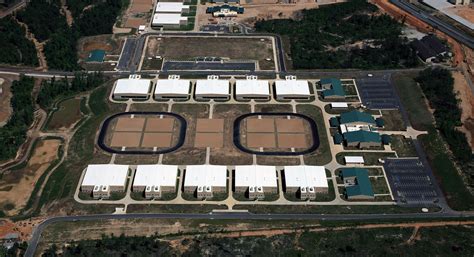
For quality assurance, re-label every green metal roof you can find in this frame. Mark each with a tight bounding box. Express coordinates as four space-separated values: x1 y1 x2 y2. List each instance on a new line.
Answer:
343 130 381 143
321 78 345 97
341 168 374 197
86 50 105 63
339 110 375 125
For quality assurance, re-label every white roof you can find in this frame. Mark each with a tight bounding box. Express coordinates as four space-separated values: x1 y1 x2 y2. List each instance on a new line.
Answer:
184 165 227 187
331 102 349 108
284 166 328 188
155 2 188 13
235 165 277 188
82 164 128 187
235 80 270 96
195 79 230 96
114 78 151 95
154 79 190 95
133 165 178 188
344 156 365 164
152 13 187 25
274 80 310 96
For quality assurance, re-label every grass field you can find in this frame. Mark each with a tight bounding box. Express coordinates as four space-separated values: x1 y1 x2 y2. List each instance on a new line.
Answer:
143 36 275 70
381 110 406 131
45 98 84 130
296 105 332 166
392 72 474 211
392 72 433 131
390 135 418 157
36 84 126 216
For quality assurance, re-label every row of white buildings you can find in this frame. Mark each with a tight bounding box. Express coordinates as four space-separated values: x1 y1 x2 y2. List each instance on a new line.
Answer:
80 164 329 200
112 75 312 102
152 2 190 28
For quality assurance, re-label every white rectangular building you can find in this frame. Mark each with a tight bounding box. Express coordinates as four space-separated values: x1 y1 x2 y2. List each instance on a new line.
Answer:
133 165 178 199
81 164 129 199
344 156 365 165
184 165 227 199
194 76 230 101
152 13 188 29
113 75 152 100
274 76 311 100
155 2 190 13
154 76 191 100
330 102 349 108
235 77 270 101
284 166 328 200
234 165 277 199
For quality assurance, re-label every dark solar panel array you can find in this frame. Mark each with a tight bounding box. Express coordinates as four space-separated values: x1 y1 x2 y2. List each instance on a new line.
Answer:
384 158 439 205
356 78 400 110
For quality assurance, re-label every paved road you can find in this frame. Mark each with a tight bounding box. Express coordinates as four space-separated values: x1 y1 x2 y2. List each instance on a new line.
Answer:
390 0 474 49
24 210 473 257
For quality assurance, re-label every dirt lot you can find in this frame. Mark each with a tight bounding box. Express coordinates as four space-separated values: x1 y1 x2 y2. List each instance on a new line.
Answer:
121 0 153 29
104 114 181 151
0 76 13 126
452 71 474 150
235 3 318 25
143 36 275 69
162 104 209 165
0 139 61 216
447 5 474 23
209 104 253 165
77 35 124 60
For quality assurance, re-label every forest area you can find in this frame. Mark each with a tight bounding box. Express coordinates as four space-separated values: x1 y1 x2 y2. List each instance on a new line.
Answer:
37 72 104 109
255 0 419 69
415 68 473 179
39 226 474 257
0 16 38 67
15 0 128 71
0 76 35 161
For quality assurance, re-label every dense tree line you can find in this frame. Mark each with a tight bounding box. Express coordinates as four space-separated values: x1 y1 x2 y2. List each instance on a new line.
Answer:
415 68 473 164
37 72 104 109
0 76 35 161
14 0 128 71
42 234 171 257
0 16 38 66
43 29 81 71
255 0 419 69
75 0 129 36
16 0 68 42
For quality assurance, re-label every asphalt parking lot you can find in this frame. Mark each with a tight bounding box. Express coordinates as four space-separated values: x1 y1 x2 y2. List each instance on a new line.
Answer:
116 38 137 71
384 158 439 206
201 25 230 33
162 61 256 71
356 77 400 109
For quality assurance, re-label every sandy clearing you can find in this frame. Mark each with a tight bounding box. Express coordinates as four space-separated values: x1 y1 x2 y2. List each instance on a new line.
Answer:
452 71 474 150
0 139 61 216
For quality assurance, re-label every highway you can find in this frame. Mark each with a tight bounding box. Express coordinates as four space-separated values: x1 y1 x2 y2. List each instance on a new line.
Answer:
390 0 474 49
24 209 474 257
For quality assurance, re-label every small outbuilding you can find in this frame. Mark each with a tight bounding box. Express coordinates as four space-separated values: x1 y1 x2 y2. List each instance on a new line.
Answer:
343 130 382 149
